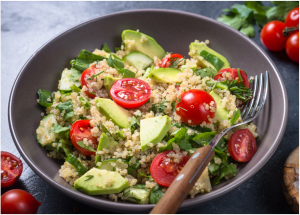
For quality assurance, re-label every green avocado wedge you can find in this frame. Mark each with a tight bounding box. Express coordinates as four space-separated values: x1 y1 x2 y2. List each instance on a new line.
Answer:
189 43 230 71
74 168 129 195
140 115 171 151
104 76 120 93
148 68 181 83
122 30 165 59
95 98 131 128
209 90 229 121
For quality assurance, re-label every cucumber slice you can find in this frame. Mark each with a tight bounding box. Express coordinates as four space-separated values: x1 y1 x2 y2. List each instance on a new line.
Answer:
59 68 81 91
123 185 151 204
36 113 59 146
123 52 153 71
97 158 128 171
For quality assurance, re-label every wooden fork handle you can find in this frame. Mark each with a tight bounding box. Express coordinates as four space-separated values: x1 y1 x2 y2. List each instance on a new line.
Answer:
150 145 214 214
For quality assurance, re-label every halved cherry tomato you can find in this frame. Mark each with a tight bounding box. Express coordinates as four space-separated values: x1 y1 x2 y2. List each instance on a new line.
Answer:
213 68 249 88
260 21 287 51
158 54 183 68
1 189 41 214
175 89 216 125
70 120 97 156
150 150 190 187
285 7 299 28
80 65 99 98
286 31 299 63
110 78 151 109
228 129 257 162
1 151 23 188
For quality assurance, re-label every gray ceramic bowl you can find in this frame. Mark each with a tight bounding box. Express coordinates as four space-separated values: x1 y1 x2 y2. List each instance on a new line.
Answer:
9 9 288 213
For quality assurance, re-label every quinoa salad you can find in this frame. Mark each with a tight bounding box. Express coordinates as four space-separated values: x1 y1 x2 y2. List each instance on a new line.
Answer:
36 30 258 204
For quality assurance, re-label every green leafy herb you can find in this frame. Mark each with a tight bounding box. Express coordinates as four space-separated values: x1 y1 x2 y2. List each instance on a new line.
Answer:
114 47 121 52
55 100 74 121
266 1 299 22
71 49 106 72
116 130 125 140
79 97 91 109
177 138 193 151
200 50 224 71
130 116 140 134
133 184 150 191
102 43 111 53
171 99 176 111
179 107 188 111
118 68 135 78
37 88 53 108
45 143 60 152
183 123 212 133
149 184 164 204
193 131 218 146
61 139 73 156
137 171 154 181
230 109 241 126
66 154 88 176
89 92 96 96
85 175 94 181
107 54 124 70
76 141 96 152
128 160 141 175
69 68 82 82
70 84 81 92
52 123 70 133
148 99 170 115
212 163 237 185
214 148 228 163
194 68 218 78
237 68 243 82
159 138 175 152
215 137 227 152
169 56 185 68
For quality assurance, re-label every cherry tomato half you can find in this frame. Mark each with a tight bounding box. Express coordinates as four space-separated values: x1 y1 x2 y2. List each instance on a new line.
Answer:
285 7 299 28
286 31 299 63
158 54 183 68
260 21 287 51
1 189 41 214
70 120 98 156
228 129 257 162
150 150 190 187
175 89 216 125
1 151 23 188
213 68 249 88
110 78 151 109
80 65 99 98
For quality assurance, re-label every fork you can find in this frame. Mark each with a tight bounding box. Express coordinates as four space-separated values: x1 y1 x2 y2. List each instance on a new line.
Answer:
150 71 269 214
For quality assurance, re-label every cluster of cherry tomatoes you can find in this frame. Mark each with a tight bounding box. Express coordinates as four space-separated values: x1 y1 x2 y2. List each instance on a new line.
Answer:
260 7 299 63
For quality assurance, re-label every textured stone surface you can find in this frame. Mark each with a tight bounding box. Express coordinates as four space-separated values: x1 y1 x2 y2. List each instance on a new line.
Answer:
1 1 298 213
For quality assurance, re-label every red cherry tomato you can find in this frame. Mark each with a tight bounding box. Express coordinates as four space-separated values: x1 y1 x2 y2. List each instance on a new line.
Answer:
150 150 190 187
286 31 299 63
110 78 151 109
175 89 216 125
285 7 299 28
80 65 99 98
1 189 41 214
70 120 98 156
260 21 288 51
213 68 249 88
228 129 257 162
158 54 183 68
1 151 23 188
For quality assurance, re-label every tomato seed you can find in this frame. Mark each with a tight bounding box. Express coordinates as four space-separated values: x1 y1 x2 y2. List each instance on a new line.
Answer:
7 157 10 161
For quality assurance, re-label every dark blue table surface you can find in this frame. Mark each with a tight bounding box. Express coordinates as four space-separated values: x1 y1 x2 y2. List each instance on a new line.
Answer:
1 1 298 213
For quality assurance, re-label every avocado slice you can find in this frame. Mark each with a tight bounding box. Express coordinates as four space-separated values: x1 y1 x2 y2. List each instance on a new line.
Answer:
95 98 132 129
104 76 120 93
121 30 165 59
189 43 230 71
140 115 171 151
95 133 119 164
74 168 129 195
148 68 181 83
123 185 151 204
209 90 229 121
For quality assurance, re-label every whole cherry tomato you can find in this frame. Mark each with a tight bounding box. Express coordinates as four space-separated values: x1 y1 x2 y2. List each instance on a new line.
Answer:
286 31 299 63
285 7 299 28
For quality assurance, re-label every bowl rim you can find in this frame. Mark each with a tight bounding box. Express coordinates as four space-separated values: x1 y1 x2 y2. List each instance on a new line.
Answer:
8 8 288 212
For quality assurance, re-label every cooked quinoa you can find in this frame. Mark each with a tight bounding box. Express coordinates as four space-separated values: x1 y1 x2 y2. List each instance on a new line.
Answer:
36 30 258 203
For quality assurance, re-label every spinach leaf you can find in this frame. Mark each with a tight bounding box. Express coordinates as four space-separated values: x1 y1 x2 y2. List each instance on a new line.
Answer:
118 68 135 78
159 137 175 152
214 148 228 163
102 43 111 53
66 154 88 176
173 127 187 140
61 139 73 156
55 101 74 121
200 50 224 71
212 164 237 186
194 68 218 78
177 138 193 151
64 111 74 121
69 68 82 82
193 131 218 146
79 97 91 109
150 184 164 204
208 163 221 174
70 84 81 92
71 49 106 72
128 160 141 175
230 109 241 126
130 116 140 134
215 137 227 152
52 124 70 133
107 54 124 70
37 88 53 108
76 141 96 152
148 99 170 115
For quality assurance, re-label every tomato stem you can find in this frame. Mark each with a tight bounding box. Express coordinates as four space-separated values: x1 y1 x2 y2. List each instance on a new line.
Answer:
283 25 299 36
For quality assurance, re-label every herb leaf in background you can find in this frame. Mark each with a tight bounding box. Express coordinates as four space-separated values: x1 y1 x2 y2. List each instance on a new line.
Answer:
193 131 218 146
118 68 136 78
149 184 164 204
127 160 141 175
194 67 218 78
52 124 70 133
102 43 111 53
266 1 299 22
148 99 170 115
37 88 53 108
70 84 81 92
71 49 107 72
137 171 154 181
79 97 91 109
76 141 96 152
230 109 241 126
107 54 124 70
130 116 140 134
55 100 74 121
212 163 237 185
